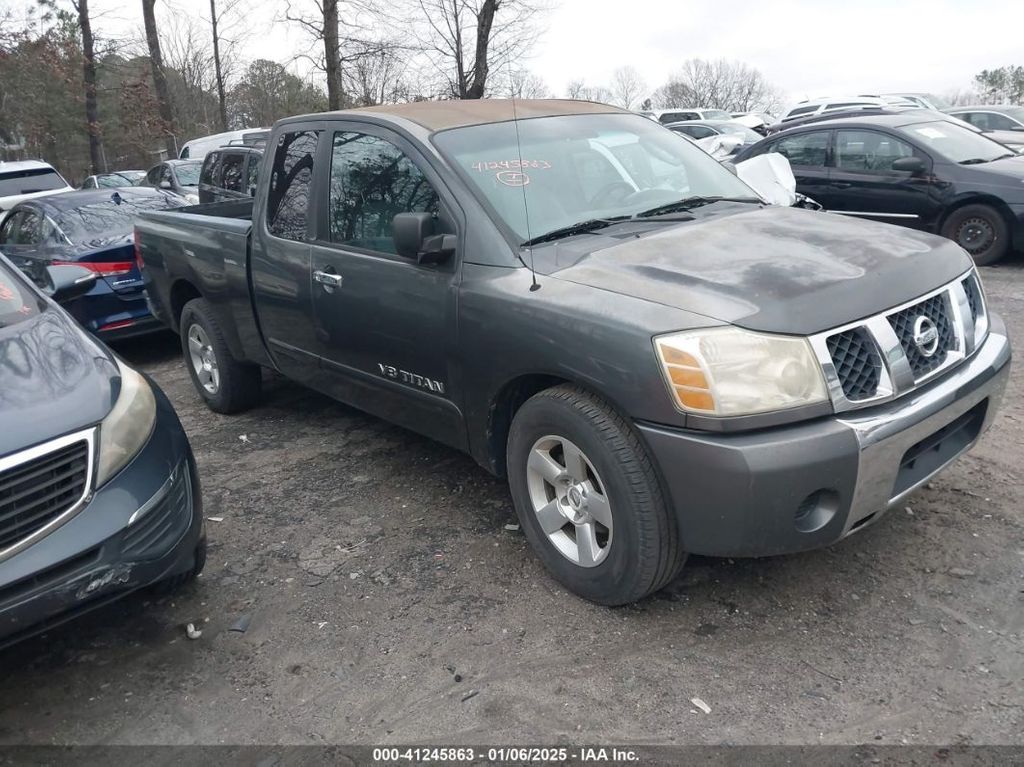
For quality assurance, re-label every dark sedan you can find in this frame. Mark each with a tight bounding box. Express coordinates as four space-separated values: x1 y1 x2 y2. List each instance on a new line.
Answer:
0 187 185 340
0 254 204 648
735 113 1024 264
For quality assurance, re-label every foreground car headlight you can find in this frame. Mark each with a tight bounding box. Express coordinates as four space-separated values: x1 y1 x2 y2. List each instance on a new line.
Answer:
96 359 157 486
655 327 828 416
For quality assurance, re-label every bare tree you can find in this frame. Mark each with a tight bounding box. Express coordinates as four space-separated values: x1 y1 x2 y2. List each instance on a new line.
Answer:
410 0 544 99
142 0 176 157
943 88 979 107
209 0 227 129
72 0 102 172
610 65 646 110
564 79 612 103
653 59 783 114
506 68 549 99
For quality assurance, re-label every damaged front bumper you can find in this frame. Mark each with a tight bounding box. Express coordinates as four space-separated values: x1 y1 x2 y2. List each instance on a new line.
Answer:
0 386 203 649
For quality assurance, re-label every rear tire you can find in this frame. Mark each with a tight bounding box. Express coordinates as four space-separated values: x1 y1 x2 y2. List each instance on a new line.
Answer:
506 385 686 605
179 298 261 413
941 204 1010 266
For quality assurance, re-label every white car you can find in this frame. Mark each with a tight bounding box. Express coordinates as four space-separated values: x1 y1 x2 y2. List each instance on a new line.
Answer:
0 160 73 216
779 95 915 123
647 107 735 124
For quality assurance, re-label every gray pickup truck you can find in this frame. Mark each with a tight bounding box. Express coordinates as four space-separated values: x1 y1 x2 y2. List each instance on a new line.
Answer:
136 99 1011 605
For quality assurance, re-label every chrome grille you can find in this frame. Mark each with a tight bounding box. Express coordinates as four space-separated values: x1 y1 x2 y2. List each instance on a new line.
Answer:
811 271 988 414
826 328 882 401
0 431 94 558
887 292 956 379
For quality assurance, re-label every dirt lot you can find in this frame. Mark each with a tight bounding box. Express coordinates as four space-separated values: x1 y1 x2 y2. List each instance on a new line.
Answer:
0 265 1022 747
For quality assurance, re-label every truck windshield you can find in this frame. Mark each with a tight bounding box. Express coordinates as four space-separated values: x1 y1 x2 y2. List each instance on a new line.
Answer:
0 258 41 329
433 113 757 244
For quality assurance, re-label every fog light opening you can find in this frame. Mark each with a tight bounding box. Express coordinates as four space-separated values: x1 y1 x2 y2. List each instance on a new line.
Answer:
794 489 840 533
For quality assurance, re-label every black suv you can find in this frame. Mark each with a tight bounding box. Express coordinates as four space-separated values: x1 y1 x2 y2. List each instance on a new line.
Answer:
735 112 1024 264
198 146 263 204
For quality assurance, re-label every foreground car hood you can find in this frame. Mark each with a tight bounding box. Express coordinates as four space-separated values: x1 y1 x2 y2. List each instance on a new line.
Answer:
0 307 117 456
554 206 973 335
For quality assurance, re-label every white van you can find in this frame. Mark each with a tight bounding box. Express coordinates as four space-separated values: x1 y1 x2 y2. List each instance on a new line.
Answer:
179 129 270 161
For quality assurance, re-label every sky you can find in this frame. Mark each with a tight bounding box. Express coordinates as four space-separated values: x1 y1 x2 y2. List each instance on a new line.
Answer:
12 0 1024 109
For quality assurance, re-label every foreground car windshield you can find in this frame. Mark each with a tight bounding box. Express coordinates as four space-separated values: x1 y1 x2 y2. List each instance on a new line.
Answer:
0 258 41 328
174 162 202 187
433 113 756 243
55 195 184 246
904 121 1011 163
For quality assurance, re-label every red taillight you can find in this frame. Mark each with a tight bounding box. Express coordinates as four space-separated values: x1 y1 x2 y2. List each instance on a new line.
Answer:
134 229 144 271
53 260 135 277
99 318 136 331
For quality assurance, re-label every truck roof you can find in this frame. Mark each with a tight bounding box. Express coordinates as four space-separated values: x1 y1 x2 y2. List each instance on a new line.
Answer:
282 99 626 132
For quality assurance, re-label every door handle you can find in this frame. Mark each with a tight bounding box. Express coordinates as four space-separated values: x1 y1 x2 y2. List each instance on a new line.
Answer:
313 270 344 289
832 182 852 189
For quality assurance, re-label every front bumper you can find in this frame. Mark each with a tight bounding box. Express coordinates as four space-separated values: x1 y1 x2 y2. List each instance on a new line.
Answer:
0 386 203 648
637 313 1011 558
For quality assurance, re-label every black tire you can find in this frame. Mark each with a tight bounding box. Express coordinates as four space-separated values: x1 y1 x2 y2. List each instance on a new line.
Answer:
151 537 207 595
941 204 1011 266
506 385 686 606
179 298 261 413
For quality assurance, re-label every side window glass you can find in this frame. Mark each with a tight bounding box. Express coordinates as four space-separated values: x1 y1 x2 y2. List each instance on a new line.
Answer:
0 211 22 243
12 211 41 244
160 166 173 187
266 130 319 241
147 167 160 186
836 130 914 172
328 131 439 255
774 132 829 167
200 153 221 186
222 154 244 192
986 113 1015 131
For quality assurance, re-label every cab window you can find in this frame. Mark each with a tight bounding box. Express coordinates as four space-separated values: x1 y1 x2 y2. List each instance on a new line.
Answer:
221 153 245 192
773 131 830 167
835 130 914 172
327 132 439 255
266 130 319 241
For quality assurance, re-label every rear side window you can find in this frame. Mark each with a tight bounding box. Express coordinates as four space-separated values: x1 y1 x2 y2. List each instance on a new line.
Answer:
774 131 830 167
245 155 260 195
222 154 245 192
267 131 319 241
0 168 66 197
200 153 221 186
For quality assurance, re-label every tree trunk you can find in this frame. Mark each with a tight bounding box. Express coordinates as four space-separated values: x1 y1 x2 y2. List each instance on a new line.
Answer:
210 0 228 130
76 0 102 173
323 0 342 110
142 0 177 158
465 0 498 99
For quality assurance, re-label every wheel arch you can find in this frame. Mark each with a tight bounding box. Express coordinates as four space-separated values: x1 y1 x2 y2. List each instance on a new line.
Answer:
169 278 202 332
939 194 1017 249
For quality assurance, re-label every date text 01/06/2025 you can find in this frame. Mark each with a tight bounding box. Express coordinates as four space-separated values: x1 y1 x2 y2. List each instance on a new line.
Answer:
371 746 641 763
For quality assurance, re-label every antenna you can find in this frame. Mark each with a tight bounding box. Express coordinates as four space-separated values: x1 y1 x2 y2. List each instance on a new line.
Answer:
509 82 540 292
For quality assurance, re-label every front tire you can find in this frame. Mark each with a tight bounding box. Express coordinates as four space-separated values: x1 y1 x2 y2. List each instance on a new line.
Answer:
941 204 1010 266
179 298 261 414
506 385 685 605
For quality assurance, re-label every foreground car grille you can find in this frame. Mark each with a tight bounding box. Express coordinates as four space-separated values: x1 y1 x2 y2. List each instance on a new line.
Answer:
815 271 989 412
888 292 957 378
0 433 94 557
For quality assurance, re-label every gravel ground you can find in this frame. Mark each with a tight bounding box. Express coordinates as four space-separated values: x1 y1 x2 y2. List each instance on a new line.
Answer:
0 264 1021 747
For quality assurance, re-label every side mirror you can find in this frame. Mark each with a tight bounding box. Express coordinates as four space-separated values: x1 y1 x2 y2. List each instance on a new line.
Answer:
45 264 96 304
1010 125 1024 132
159 180 172 190
393 211 454 264
891 156 927 174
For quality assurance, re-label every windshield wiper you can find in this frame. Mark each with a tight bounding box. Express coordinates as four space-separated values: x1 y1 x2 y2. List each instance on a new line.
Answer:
959 157 990 165
520 216 630 247
634 195 762 218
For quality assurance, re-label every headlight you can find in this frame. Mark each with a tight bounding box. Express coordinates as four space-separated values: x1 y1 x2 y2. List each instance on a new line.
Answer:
96 359 156 486
654 327 828 416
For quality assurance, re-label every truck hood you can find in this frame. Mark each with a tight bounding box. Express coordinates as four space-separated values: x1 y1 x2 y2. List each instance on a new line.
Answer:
552 206 973 335
0 304 117 457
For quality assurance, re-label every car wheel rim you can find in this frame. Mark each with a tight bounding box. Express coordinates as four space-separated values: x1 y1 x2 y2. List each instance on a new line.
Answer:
957 216 995 255
187 324 220 394
525 436 613 567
